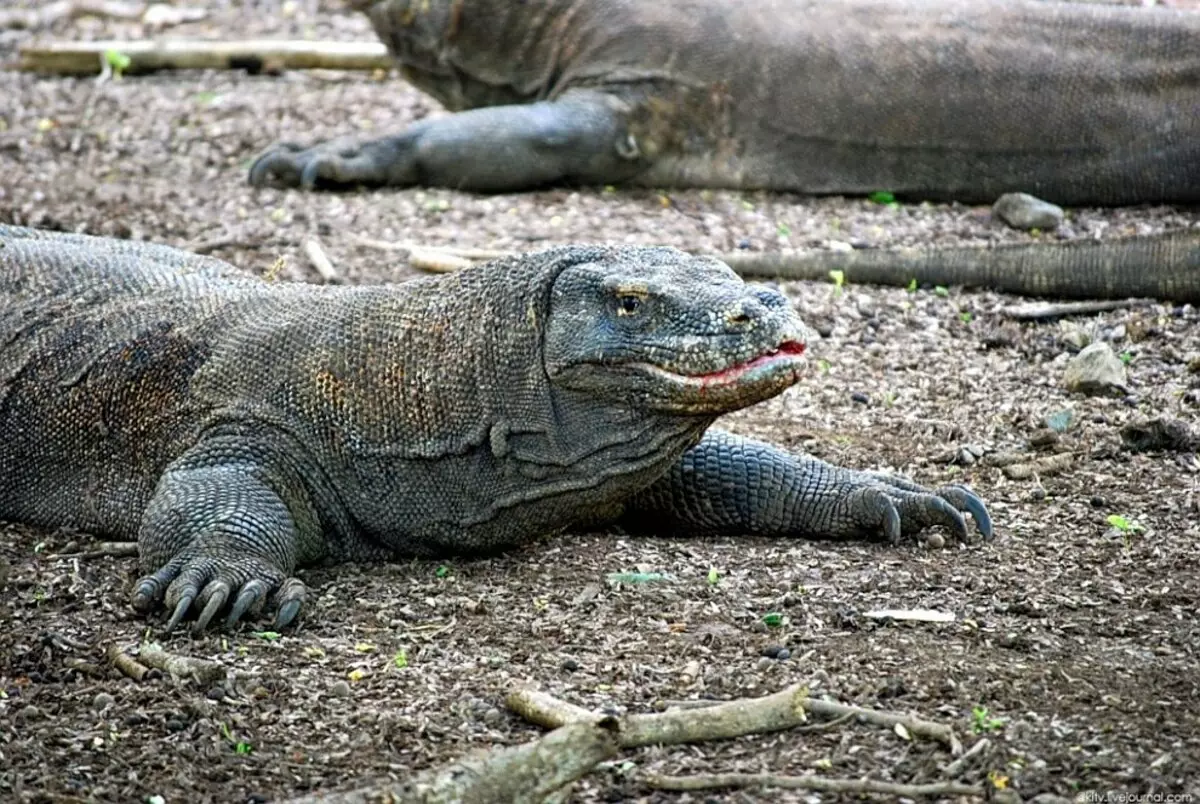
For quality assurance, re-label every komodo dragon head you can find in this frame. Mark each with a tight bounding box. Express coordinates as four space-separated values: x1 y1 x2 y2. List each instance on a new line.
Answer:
542 246 808 416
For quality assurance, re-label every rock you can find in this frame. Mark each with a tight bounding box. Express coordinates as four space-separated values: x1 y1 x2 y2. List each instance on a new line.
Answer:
992 192 1064 231
1063 342 1128 396
330 680 352 698
92 692 116 711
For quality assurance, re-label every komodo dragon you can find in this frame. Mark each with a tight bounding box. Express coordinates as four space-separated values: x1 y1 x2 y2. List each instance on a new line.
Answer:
248 0 1200 205
0 225 990 632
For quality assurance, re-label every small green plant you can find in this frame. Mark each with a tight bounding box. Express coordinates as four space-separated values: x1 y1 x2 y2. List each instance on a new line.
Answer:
1106 514 1144 533
883 391 897 408
971 706 1005 733
762 612 784 628
393 649 409 669
776 222 791 237
959 311 973 323
817 358 831 374
867 191 896 205
104 48 132 79
906 278 918 293
252 631 281 641
235 741 253 755
435 565 451 578
829 269 846 298
934 285 950 298
1120 351 1133 365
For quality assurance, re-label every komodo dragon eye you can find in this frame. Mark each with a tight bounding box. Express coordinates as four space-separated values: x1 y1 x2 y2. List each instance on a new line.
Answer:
616 294 643 315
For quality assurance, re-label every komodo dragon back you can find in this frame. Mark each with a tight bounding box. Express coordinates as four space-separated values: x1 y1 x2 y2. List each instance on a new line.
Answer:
253 0 1200 205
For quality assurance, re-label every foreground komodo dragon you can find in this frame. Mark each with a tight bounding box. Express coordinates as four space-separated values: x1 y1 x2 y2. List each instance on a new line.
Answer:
249 0 1200 205
0 225 990 631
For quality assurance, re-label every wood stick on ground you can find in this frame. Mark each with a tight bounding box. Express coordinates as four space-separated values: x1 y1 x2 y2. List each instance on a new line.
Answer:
106 643 151 681
506 684 959 750
303 237 341 284
1001 451 1075 481
1000 298 1151 320
284 720 620 804
943 737 991 778
644 772 981 797
18 39 391 76
0 1 205 30
138 644 226 684
48 541 139 560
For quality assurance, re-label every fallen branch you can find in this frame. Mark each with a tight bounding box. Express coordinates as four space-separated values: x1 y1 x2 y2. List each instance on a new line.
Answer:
285 720 620 804
303 237 341 284
48 541 138 560
506 683 959 749
18 39 392 76
643 772 981 797
1000 298 1151 320
943 737 991 778
1001 452 1075 480
0 0 205 30
106 643 151 681
137 643 226 684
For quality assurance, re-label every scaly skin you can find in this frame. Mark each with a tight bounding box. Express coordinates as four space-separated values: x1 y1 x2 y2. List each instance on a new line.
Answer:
249 0 1200 205
0 225 991 632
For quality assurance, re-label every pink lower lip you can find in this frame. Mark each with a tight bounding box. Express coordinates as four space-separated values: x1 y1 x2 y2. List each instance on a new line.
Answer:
689 340 806 385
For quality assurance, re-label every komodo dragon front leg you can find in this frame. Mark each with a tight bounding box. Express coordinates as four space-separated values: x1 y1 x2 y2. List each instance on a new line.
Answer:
249 91 640 191
625 430 992 543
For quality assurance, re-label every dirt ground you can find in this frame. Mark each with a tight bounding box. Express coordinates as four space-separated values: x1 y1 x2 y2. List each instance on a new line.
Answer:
1 2 1199 803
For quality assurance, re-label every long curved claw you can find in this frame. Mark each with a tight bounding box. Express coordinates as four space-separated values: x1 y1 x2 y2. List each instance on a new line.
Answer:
272 577 307 629
165 594 196 633
937 484 994 540
226 579 270 628
248 142 305 186
194 581 232 633
131 564 179 613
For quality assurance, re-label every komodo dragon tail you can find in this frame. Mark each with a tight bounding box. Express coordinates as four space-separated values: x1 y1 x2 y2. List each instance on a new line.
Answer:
720 231 1200 303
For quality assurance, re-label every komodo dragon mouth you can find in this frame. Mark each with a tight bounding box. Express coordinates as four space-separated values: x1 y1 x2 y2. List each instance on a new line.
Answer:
622 337 808 414
641 339 807 385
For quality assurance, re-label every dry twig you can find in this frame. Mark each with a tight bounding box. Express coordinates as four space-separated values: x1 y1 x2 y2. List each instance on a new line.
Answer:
285 720 619 804
1000 298 1151 320
48 541 138 560
106 644 151 681
644 772 981 797
138 644 226 684
19 39 390 75
303 237 341 284
507 683 959 749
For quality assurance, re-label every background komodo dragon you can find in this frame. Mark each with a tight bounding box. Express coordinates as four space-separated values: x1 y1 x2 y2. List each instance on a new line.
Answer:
0 225 990 632
249 0 1200 205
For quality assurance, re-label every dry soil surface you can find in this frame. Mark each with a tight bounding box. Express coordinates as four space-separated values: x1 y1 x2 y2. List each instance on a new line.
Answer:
1 2 1198 803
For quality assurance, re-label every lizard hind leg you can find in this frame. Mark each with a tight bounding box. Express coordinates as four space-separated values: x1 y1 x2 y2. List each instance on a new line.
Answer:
131 459 314 632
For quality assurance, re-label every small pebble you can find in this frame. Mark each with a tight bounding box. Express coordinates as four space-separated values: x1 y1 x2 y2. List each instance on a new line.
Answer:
92 692 115 711
560 657 580 672
850 391 870 405
1090 496 1107 508
923 533 946 549
16 705 41 721
205 686 226 702
760 644 785 659
737 238 752 249
165 718 187 732
330 680 352 698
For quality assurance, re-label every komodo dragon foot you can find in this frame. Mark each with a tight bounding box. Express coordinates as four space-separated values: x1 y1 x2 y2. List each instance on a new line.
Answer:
624 431 992 545
128 451 321 633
